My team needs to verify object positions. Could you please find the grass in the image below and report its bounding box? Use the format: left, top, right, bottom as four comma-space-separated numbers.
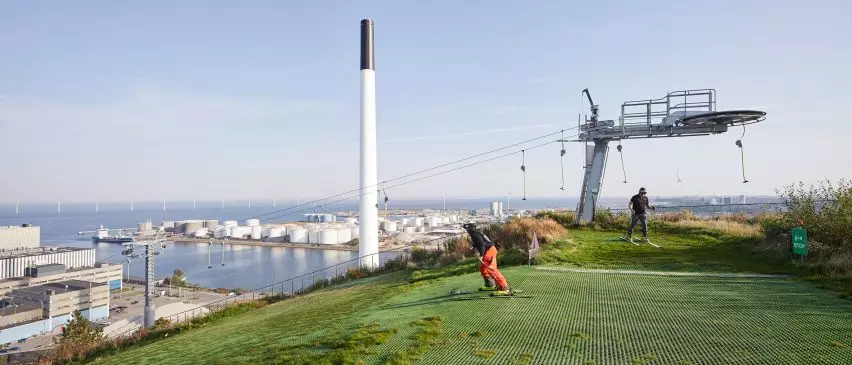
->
77, 222, 852, 364
88, 263, 852, 365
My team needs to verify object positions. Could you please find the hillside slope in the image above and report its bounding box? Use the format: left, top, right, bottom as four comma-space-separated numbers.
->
93, 265, 852, 365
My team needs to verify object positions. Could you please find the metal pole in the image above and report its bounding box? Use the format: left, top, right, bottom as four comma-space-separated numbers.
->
144, 243, 155, 328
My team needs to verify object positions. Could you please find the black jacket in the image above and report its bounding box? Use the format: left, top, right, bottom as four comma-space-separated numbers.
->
464, 225, 494, 256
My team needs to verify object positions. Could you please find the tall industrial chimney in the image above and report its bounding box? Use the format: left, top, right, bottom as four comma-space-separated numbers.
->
359, 18, 379, 267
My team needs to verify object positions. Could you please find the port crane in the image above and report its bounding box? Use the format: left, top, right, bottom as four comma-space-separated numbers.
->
566, 88, 766, 223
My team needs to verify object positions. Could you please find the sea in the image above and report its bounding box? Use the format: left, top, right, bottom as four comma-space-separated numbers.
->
0, 197, 584, 290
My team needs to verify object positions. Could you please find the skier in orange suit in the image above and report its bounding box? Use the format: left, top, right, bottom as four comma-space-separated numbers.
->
463, 223, 511, 296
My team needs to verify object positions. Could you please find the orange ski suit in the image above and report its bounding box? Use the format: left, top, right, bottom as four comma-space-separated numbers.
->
480, 245, 508, 290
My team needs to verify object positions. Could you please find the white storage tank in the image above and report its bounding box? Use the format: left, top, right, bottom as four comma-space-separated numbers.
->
403, 226, 416, 233
204, 220, 219, 228
400, 218, 410, 226
269, 227, 285, 238
229, 227, 244, 238
337, 229, 352, 244
427, 217, 439, 227
416, 226, 426, 233
450, 215, 458, 223
308, 229, 322, 244
350, 226, 359, 238
161, 221, 175, 229
184, 221, 204, 234
223, 220, 238, 227
214, 227, 229, 239
441, 216, 450, 224
193, 228, 209, 238
319, 230, 338, 245
344, 217, 358, 225
245, 219, 260, 227
289, 228, 307, 243
383, 221, 398, 232
250, 226, 262, 240
412, 217, 425, 227
173, 221, 187, 234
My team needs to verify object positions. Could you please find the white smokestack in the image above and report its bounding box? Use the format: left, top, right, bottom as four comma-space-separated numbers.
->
359, 18, 379, 267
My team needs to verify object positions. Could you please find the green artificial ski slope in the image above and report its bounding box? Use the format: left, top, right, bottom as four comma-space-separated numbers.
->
95, 266, 852, 365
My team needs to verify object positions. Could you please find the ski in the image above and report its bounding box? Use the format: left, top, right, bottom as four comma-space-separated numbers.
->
450, 295, 533, 301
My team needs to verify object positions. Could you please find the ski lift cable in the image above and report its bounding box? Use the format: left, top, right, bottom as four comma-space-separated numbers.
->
520, 150, 527, 200
736, 124, 749, 183
243, 128, 577, 221
258, 135, 575, 223
559, 130, 566, 190
616, 143, 627, 183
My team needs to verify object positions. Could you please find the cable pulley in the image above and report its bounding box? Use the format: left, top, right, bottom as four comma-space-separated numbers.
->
559, 130, 566, 190
616, 143, 627, 183
736, 125, 749, 183
520, 150, 527, 200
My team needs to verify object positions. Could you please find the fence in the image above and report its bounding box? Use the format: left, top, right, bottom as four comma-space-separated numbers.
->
109, 234, 462, 339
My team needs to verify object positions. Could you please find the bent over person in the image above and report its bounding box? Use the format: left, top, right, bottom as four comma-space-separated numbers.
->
463, 223, 512, 296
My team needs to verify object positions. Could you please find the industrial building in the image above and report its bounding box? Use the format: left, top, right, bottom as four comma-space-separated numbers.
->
0, 247, 96, 279
0, 262, 123, 296
0, 280, 109, 344
0, 225, 40, 250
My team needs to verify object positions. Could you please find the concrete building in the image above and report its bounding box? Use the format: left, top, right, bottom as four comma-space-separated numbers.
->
0, 247, 95, 279
0, 263, 122, 297
724, 197, 733, 205
0, 225, 40, 250
0, 280, 109, 344
490, 201, 500, 217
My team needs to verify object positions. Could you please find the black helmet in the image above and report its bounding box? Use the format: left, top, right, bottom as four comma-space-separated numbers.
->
639, 187, 647, 193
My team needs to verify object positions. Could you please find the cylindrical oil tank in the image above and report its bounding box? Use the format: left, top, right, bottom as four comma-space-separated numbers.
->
416, 226, 426, 233
441, 216, 450, 224
427, 217, 439, 227
245, 219, 260, 227
289, 228, 307, 243
213, 226, 229, 239
250, 226, 262, 240
344, 217, 358, 225
223, 220, 238, 227
161, 221, 175, 229
184, 221, 204, 234
350, 226, 359, 238
412, 217, 424, 227
383, 221, 398, 232
194, 228, 209, 238
319, 230, 338, 245
308, 229, 321, 244
450, 215, 458, 223
403, 226, 416, 233
173, 221, 187, 234
400, 218, 410, 226
228, 227, 244, 238
204, 220, 219, 228
336, 229, 352, 244
269, 227, 285, 238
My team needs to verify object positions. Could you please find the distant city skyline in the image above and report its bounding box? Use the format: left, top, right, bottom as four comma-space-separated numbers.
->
2, 1, 850, 202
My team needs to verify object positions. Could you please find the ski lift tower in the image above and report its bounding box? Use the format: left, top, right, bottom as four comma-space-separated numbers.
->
571, 89, 766, 223
121, 235, 167, 328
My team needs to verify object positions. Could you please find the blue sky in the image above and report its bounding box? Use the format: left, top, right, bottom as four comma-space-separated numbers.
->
1, 1, 850, 203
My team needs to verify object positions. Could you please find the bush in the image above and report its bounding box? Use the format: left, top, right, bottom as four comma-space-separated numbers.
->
779, 179, 852, 250
535, 211, 577, 227
483, 217, 567, 251
592, 210, 630, 230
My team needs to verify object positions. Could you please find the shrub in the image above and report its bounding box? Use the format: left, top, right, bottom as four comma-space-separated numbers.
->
779, 179, 852, 250
535, 211, 576, 227
483, 217, 567, 251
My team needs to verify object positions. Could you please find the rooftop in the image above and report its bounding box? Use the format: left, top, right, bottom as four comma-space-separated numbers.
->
12, 279, 107, 296
0, 246, 93, 259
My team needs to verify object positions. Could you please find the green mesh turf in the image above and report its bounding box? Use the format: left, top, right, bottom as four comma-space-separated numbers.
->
96, 267, 852, 365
